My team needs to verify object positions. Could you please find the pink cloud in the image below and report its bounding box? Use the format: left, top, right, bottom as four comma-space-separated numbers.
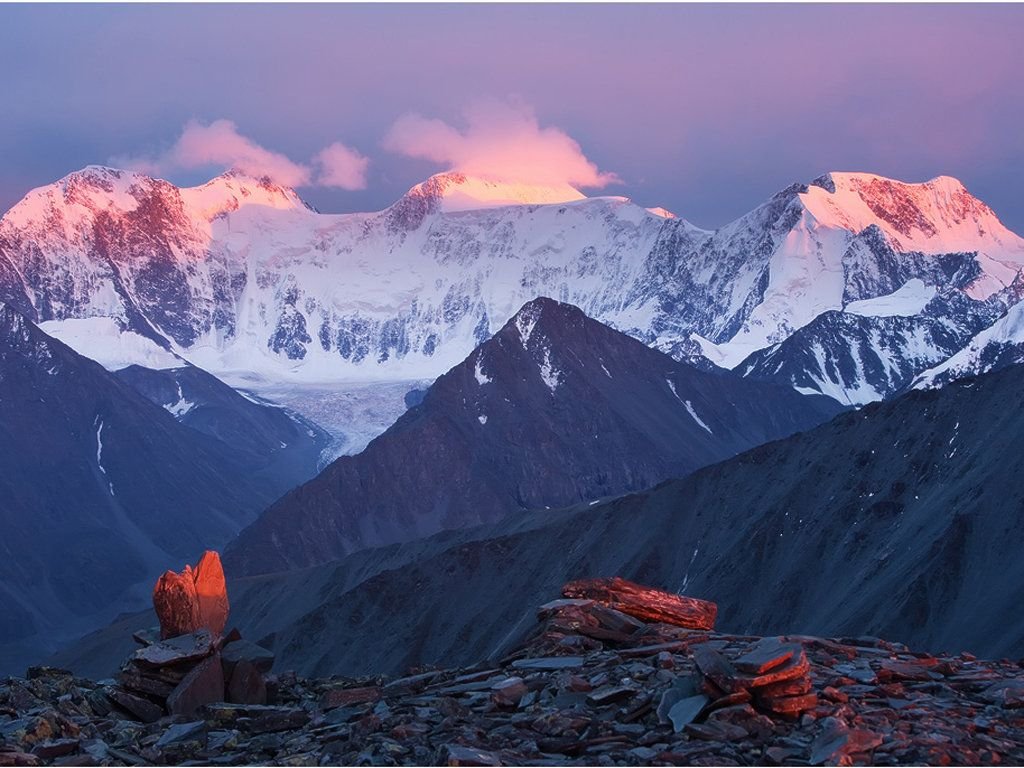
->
165, 119, 311, 186
382, 99, 617, 189
315, 142, 370, 190
118, 119, 368, 190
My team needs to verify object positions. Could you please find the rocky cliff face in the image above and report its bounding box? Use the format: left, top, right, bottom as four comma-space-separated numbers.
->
3, 166, 1022, 404
222, 298, 843, 576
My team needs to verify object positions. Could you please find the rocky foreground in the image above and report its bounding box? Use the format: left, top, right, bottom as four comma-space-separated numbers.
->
2, 579, 1024, 766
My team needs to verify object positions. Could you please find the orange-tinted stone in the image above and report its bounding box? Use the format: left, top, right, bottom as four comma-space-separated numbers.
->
194, 551, 230, 638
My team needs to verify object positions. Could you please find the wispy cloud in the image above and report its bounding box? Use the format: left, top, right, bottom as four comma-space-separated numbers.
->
315, 142, 370, 191
382, 98, 618, 189
115, 119, 369, 190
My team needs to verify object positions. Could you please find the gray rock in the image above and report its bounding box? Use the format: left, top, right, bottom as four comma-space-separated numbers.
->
668, 694, 709, 732
511, 656, 585, 670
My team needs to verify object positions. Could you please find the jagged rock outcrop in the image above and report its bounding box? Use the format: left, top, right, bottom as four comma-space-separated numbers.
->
152, 552, 229, 640
192, 552, 229, 639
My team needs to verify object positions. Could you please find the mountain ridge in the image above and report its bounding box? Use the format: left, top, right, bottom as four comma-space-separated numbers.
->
1, 165, 1021, 406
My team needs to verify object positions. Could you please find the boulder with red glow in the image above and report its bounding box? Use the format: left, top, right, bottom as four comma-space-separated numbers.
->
153, 550, 230, 640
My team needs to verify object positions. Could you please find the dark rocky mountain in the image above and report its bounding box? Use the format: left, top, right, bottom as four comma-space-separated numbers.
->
222, 298, 842, 577
0, 304, 312, 675
114, 364, 329, 490
56, 361, 1024, 680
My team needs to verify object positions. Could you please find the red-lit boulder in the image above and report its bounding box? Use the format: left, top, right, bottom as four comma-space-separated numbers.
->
194, 551, 230, 638
153, 566, 201, 640
153, 550, 230, 640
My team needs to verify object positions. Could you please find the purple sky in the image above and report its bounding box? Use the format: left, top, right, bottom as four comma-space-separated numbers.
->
3, 3, 1024, 232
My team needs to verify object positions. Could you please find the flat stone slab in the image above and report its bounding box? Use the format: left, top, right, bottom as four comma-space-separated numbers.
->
132, 630, 214, 668
511, 656, 585, 670
734, 638, 795, 675
319, 685, 382, 710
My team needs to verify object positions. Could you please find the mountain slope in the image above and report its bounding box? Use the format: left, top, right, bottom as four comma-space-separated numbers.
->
0, 304, 306, 674
225, 362, 1024, 674
114, 364, 330, 486
4, 166, 1021, 405
59, 362, 1024, 679
914, 290, 1024, 388
223, 298, 842, 576
281, 361, 1023, 673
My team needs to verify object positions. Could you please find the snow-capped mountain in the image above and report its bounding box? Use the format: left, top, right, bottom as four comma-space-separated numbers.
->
689, 174, 1023, 364
738, 287, 1004, 404
1, 165, 1021, 404
0, 165, 705, 386
914, 291, 1024, 389
223, 298, 843, 576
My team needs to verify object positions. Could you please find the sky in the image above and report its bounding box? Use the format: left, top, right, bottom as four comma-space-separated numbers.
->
2, 3, 1024, 232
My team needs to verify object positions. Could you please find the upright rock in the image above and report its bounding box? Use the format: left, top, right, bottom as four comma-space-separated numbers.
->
152, 566, 201, 640
194, 551, 230, 638
153, 551, 229, 640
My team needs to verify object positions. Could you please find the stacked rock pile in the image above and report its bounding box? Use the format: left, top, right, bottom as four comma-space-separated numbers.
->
1, 575, 1023, 766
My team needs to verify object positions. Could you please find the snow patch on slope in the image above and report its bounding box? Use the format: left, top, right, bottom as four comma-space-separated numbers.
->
684, 401, 713, 434
666, 379, 714, 433
473, 354, 492, 385
538, 348, 561, 393
516, 307, 541, 347
846, 279, 937, 317
165, 381, 197, 417
94, 418, 107, 474
40, 318, 183, 371
94, 417, 115, 496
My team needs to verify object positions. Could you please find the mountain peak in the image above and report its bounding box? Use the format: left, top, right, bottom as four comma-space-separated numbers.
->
180, 168, 309, 219
400, 172, 587, 213
797, 171, 1024, 261
4, 165, 310, 231
500, 297, 585, 350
